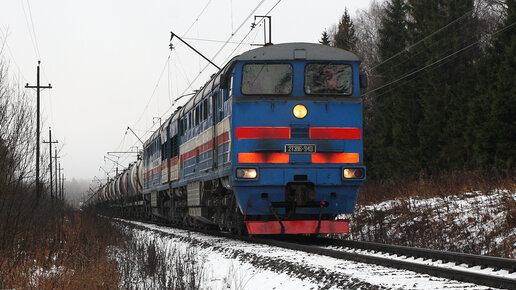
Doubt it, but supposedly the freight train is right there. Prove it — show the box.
[94,42,367,235]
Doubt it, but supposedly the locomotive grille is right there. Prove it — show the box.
[291,126,309,139]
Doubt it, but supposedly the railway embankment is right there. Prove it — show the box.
[351,189,516,259]
[352,171,516,259]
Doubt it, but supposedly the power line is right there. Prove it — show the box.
[25,0,41,58]
[155,0,282,137]
[101,1,275,182]
[230,0,234,33]
[159,0,267,121]
[167,54,171,104]
[0,27,29,82]
[363,21,516,97]
[182,37,253,45]
[370,49,465,100]
[20,0,41,60]
[370,7,476,73]
[129,0,214,132]
[375,7,494,77]
[19,0,57,132]
[221,0,282,65]
[173,58,193,92]
[132,51,172,128]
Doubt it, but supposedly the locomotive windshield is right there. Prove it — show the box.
[241,64,293,95]
[305,64,352,95]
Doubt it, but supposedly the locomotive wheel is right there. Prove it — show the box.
[225,196,247,235]
[234,209,247,236]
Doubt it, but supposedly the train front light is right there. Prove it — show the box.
[236,168,258,179]
[293,104,308,119]
[343,168,364,179]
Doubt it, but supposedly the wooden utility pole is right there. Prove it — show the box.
[43,127,58,199]
[58,163,63,200]
[61,173,65,201]
[25,61,52,198]
[54,148,60,199]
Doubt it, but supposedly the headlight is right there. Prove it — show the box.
[236,168,258,179]
[343,168,364,179]
[293,104,307,119]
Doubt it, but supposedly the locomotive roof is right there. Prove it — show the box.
[234,42,360,62]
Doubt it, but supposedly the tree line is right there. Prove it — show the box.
[321,0,515,179]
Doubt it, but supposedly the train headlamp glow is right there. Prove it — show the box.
[343,168,364,179]
[236,168,258,179]
[293,104,308,119]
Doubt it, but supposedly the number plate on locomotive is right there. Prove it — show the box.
[284,144,316,153]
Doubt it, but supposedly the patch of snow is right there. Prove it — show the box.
[116,219,492,289]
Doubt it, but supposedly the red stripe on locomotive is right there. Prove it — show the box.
[309,127,361,140]
[236,127,291,139]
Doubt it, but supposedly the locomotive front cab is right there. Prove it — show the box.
[229,43,366,234]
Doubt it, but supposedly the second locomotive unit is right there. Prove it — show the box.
[96,42,367,235]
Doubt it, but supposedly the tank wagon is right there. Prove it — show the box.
[96,42,367,235]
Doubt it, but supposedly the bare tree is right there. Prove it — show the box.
[0,57,39,267]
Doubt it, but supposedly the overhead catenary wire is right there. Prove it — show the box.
[374,6,494,78]
[99,0,282,186]
[132,51,172,129]
[362,21,516,97]
[173,59,193,92]
[151,0,282,152]
[182,37,253,45]
[230,0,234,34]
[158,0,268,122]
[369,7,477,73]
[221,0,283,65]
[167,54,172,104]
[369,48,468,100]
[98,1,217,186]
[130,0,213,130]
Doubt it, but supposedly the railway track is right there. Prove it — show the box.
[264,236,516,289]
[116,217,516,289]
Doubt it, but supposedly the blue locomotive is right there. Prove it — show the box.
[96,43,367,235]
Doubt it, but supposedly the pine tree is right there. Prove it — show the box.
[470,0,516,173]
[319,30,331,45]
[333,8,356,50]
[407,0,477,173]
[366,0,413,178]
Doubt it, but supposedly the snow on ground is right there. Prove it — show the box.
[113,219,492,289]
[350,190,516,258]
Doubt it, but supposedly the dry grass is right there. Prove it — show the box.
[113,234,206,290]
[0,201,207,289]
[358,169,516,205]
[0,203,122,289]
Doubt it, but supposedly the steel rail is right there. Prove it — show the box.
[314,238,516,273]
[258,237,516,290]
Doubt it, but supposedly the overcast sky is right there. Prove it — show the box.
[0,0,373,183]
